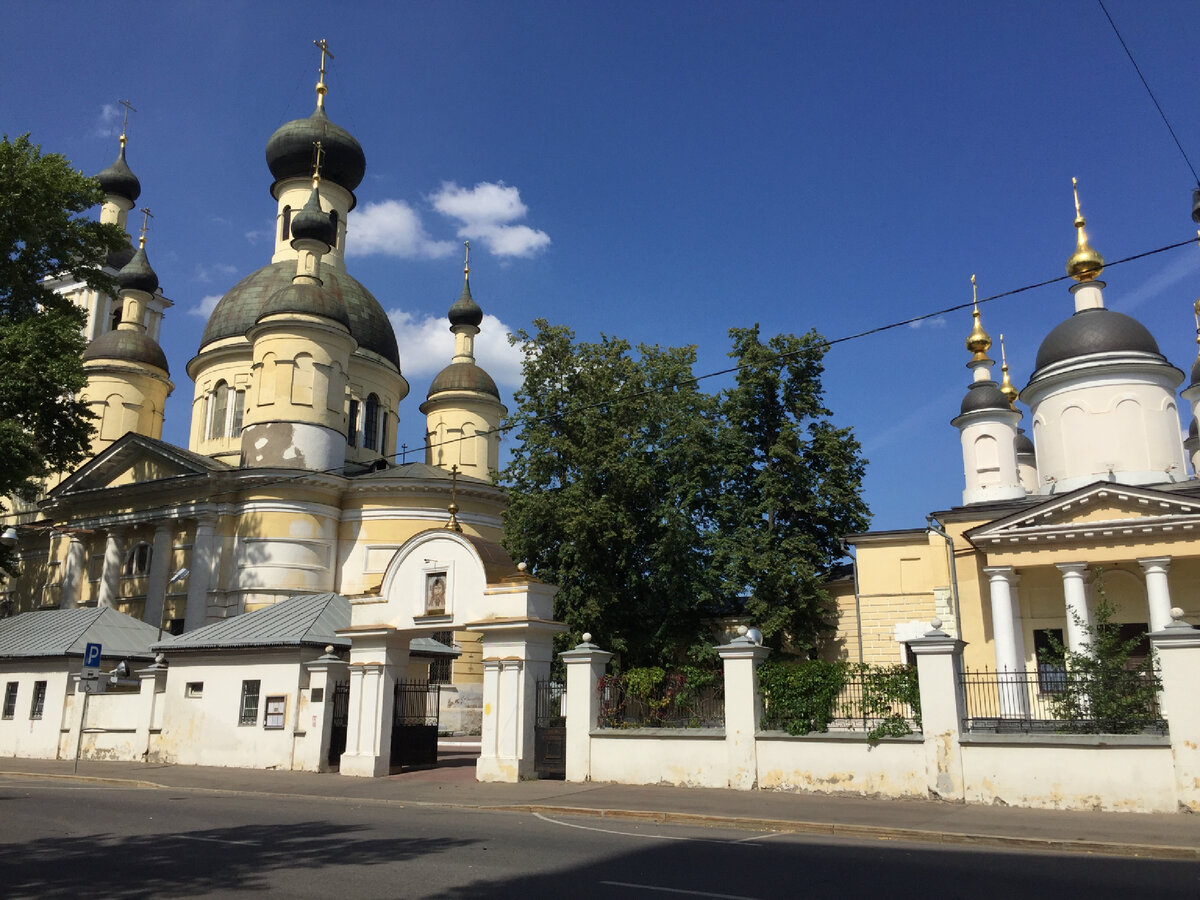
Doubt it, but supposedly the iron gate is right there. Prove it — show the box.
[328,681,349,767]
[534,679,566,780]
[391,680,440,769]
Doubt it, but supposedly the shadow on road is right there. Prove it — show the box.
[0,819,476,900]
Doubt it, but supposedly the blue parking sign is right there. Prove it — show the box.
[83,642,102,668]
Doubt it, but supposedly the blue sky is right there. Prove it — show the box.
[6,1,1200,530]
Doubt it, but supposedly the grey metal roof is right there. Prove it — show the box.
[0,607,160,660]
[1034,308,1163,372]
[156,592,351,652]
[155,592,460,657]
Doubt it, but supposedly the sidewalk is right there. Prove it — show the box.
[3,752,1199,861]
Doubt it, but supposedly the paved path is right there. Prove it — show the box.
[3,751,1199,861]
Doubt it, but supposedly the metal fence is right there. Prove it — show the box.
[959,667,1167,735]
[825,671,919,733]
[598,673,725,729]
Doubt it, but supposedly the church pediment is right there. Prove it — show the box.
[965,482,1200,547]
[51,433,231,498]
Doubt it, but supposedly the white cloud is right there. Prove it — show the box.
[193,263,238,284]
[346,200,456,259]
[908,315,947,330]
[430,181,551,258]
[94,104,121,138]
[388,309,523,388]
[190,294,223,318]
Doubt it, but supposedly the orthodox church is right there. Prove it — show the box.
[0,53,522,731]
[831,182,1200,677]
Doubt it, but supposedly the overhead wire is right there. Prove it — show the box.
[196,234,1199,503]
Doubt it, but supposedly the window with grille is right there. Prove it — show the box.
[2,682,17,719]
[429,630,454,684]
[347,398,359,446]
[239,679,261,726]
[364,394,380,451]
[29,681,46,720]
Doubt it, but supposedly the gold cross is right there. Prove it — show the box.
[314,39,334,107]
[311,139,324,183]
[118,99,136,145]
[138,207,154,249]
[446,464,462,532]
[464,240,471,276]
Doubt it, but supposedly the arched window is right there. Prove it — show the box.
[231,389,245,438]
[281,205,292,242]
[364,394,380,451]
[122,542,152,577]
[329,209,339,249]
[208,381,230,440]
[347,398,360,446]
[109,303,123,332]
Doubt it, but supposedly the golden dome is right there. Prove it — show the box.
[1066,178,1104,282]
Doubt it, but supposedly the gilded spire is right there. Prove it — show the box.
[1066,177,1105,282]
[999,334,1018,407]
[313,38,333,109]
[446,464,463,532]
[966,274,992,363]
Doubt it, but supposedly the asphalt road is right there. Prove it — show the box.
[1,778,1198,899]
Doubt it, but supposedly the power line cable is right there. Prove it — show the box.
[1097,0,1200,186]
[202,234,1197,504]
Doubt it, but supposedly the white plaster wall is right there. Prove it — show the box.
[588,732,728,788]
[79,690,144,760]
[0,664,72,759]
[960,740,1176,812]
[756,735,927,797]
[157,650,312,769]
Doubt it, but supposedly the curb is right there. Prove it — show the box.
[0,771,165,790]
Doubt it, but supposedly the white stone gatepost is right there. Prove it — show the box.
[716,628,770,790]
[909,620,966,802]
[1149,609,1200,811]
[300,646,349,772]
[338,626,409,777]
[135,657,168,760]
[560,635,612,783]
[469,616,566,782]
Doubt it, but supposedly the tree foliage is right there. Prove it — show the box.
[499,319,869,667]
[0,135,124,533]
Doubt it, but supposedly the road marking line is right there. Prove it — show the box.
[599,882,761,899]
[531,812,765,846]
[177,835,260,846]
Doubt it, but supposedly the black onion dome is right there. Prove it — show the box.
[1034,308,1163,371]
[290,187,335,246]
[258,282,350,330]
[83,329,169,373]
[448,278,483,328]
[959,380,1010,415]
[265,105,365,193]
[427,362,500,400]
[117,246,159,295]
[200,261,399,369]
[96,144,141,203]
[107,241,136,271]
[1015,431,1036,455]
[1189,354,1200,389]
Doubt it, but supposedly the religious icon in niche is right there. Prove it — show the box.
[426,572,447,613]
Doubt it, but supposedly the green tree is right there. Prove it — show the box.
[0,134,124,569]
[500,320,719,666]
[1043,573,1162,734]
[714,326,870,654]
[499,320,870,667]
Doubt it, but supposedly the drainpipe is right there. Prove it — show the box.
[841,539,865,663]
[926,515,963,641]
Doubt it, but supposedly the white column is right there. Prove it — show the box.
[60,535,87,608]
[1150,612,1200,811]
[561,636,613,783]
[1138,556,1173,633]
[142,523,172,630]
[909,621,966,802]
[1056,562,1093,655]
[184,518,215,632]
[984,567,1029,718]
[339,629,406,778]
[96,527,126,608]
[716,630,771,790]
